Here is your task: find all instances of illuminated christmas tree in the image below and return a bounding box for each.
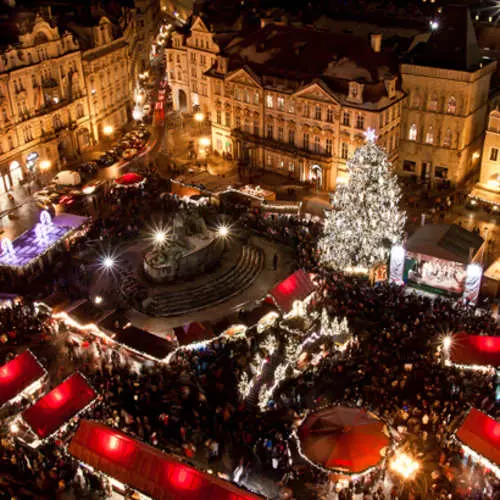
[319,130,406,272]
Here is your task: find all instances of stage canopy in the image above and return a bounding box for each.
[456,409,500,469]
[22,373,96,439]
[449,333,500,368]
[298,406,390,474]
[268,269,315,314]
[69,420,262,500]
[0,350,45,408]
[406,224,484,264]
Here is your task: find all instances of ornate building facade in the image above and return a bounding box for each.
[0,15,90,193]
[166,19,404,191]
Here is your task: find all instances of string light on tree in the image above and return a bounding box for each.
[318,132,406,272]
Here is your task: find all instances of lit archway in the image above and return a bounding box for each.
[311,164,323,191]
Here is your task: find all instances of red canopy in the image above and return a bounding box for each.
[456,409,500,467]
[115,172,144,185]
[68,420,262,500]
[298,407,390,474]
[0,350,45,408]
[449,333,500,367]
[22,373,96,439]
[268,269,315,313]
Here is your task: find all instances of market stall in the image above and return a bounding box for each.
[267,269,316,315]
[455,408,500,478]
[173,321,215,346]
[296,406,390,475]
[68,419,263,499]
[21,372,97,443]
[445,333,500,371]
[0,350,47,409]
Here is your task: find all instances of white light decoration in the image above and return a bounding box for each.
[443,335,452,351]
[1,238,15,257]
[364,128,377,142]
[462,263,483,306]
[217,224,230,239]
[389,245,405,285]
[389,452,420,480]
[154,231,167,245]
[318,139,406,272]
[101,256,115,270]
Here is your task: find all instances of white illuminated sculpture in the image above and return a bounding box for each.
[319,131,406,272]
[1,238,15,257]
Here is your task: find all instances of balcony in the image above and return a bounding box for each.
[231,128,332,163]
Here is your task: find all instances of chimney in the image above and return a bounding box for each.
[371,32,382,53]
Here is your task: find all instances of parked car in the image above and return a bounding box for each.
[53,170,81,186]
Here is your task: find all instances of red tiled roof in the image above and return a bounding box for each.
[0,351,45,408]
[449,333,500,368]
[22,373,96,439]
[456,409,500,467]
[68,420,263,500]
[268,269,315,313]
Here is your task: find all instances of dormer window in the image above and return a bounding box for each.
[348,81,363,103]
[384,76,397,99]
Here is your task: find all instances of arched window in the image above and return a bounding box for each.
[425,126,434,144]
[447,96,457,114]
[408,123,417,141]
[443,128,452,147]
[429,94,438,111]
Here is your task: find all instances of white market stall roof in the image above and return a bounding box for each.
[484,257,500,281]
[406,224,484,264]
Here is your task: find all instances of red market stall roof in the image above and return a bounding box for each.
[22,373,97,439]
[268,269,316,313]
[114,172,145,186]
[68,420,263,500]
[174,321,215,346]
[449,333,500,368]
[456,409,500,467]
[0,350,45,408]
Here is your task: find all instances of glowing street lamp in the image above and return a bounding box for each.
[94,296,103,305]
[390,452,420,480]
[194,112,204,122]
[217,224,230,239]
[103,125,114,136]
[39,160,52,170]
[10,422,19,433]
[154,230,167,245]
[101,256,115,270]
[443,335,452,351]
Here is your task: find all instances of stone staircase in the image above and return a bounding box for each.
[145,245,264,317]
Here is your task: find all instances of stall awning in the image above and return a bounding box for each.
[0,351,45,408]
[406,224,484,264]
[268,269,316,313]
[22,373,96,439]
[449,333,500,368]
[174,322,214,346]
[456,409,500,467]
[68,420,262,500]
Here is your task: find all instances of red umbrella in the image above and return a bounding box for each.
[298,406,389,474]
[114,172,144,186]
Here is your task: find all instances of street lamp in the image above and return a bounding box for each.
[217,224,230,239]
[154,230,167,245]
[390,452,420,480]
[103,125,114,136]
[39,160,52,170]
[101,256,115,270]
[199,137,210,147]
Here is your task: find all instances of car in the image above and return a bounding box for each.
[122,148,138,160]
[53,170,82,186]
[82,179,105,195]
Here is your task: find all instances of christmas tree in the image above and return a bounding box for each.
[319,130,406,272]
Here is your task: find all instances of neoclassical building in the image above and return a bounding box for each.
[167,19,404,191]
[399,6,496,187]
[0,14,90,193]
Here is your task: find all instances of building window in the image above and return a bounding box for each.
[313,136,320,153]
[191,67,196,78]
[403,160,417,173]
[177,71,182,81]
[76,104,84,118]
[253,121,259,136]
[169,54,173,62]
[235,115,241,129]
[234,87,240,101]
[325,138,332,155]
[176,54,180,63]
[267,124,273,138]
[278,127,284,141]
[434,166,448,179]
[303,133,309,151]
[356,114,364,129]
[341,142,348,159]
[289,162,294,172]
[266,95,273,108]
[315,106,321,120]
[490,147,498,161]
[277,97,285,111]
[425,127,434,144]
[215,83,221,95]
[303,103,310,118]
[342,111,350,127]
[190,53,196,63]
[8,136,13,150]
[447,96,457,114]
[267,154,272,167]
[288,101,295,113]
[244,89,250,104]
[225,111,230,127]
[429,94,438,111]
[216,110,221,124]
[408,123,417,141]
[327,109,333,122]
[288,129,295,145]
[443,128,452,147]
[254,92,259,105]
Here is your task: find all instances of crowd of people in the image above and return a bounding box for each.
[0,176,499,499]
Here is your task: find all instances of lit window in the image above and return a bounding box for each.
[447,96,456,114]
[314,136,320,153]
[408,123,417,141]
[341,142,348,159]
[254,92,259,105]
[443,128,452,147]
[303,133,309,150]
[425,127,434,144]
[327,109,333,122]
[315,106,321,120]
[266,95,273,108]
[342,112,350,127]
[356,114,364,129]
[277,97,284,111]
[325,138,332,155]
[429,94,438,111]
[288,129,295,145]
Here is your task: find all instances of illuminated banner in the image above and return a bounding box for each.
[462,263,483,306]
[389,245,405,285]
